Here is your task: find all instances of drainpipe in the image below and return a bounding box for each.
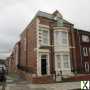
[71,27,77,74]
[77,30,83,73]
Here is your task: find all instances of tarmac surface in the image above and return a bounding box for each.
[0,81,81,90]
[0,76,81,90]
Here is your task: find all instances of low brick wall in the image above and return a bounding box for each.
[17,69,54,84]
[32,75,54,84]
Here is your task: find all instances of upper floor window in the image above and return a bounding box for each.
[39,28,49,46]
[54,31,68,47]
[82,35,89,43]
[83,47,88,56]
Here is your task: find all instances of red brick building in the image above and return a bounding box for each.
[73,29,90,73]
[8,10,90,83]
[7,42,20,73]
[17,10,74,83]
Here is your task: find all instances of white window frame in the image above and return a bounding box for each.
[82,35,89,43]
[39,27,50,46]
[83,47,88,56]
[56,54,61,70]
[85,62,89,72]
[63,55,70,69]
[37,52,50,76]
[55,52,71,71]
[54,30,69,47]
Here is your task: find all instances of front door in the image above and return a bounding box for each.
[85,62,89,72]
[41,55,47,75]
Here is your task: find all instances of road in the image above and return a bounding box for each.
[0,81,81,90]
[0,76,81,90]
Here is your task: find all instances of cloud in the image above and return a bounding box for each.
[0,0,90,59]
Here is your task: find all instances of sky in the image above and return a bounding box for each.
[0,0,90,59]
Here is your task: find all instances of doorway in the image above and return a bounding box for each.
[41,55,47,75]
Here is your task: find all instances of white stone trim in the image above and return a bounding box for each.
[36,19,50,76]
[38,26,50,46]
[37,49,50,53]
[54,30,69,51]
[39,24,50,29]
[53,27,69,31]
[36,18,40,76]
[55,52,71,73]
[37,51,50,76]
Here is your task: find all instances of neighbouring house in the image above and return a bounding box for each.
[0,59,6,65]
[73,29,90,73]
[7,42,20,73]
[7,10,90,83]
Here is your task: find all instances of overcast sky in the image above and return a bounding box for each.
[0,0,90,59]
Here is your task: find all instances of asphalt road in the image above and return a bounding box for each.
[0,81,81,90]
[0,76,81,90]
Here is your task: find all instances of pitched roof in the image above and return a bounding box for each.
[36,11,54,20]
[36,10,72,24]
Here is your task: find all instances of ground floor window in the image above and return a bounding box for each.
[55,53,70,71]
[63,55,69,68]
[56,55,61,69]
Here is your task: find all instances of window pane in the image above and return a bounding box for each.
[63,55,69,68]
[82,35,89,42]
[56,55,61,68]
[39,28,49,46]
[61,32,67,45]
[43,30,48,44]
[54,31,68,46]
[83,47,88,56]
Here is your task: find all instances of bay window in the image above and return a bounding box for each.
[55,53,70,71]
[56,55,61,69]
[54,31,68,47]
[63,55,69,68]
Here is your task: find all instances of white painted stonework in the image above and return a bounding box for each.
[36,20,50,76]
[37,51,50,76]
[36,19,73,77]
[54,27,73,77]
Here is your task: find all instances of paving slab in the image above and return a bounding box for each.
[0,81,81,90]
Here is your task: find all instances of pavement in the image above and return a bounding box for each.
[0,81,81,90]
[0,76,81,90]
